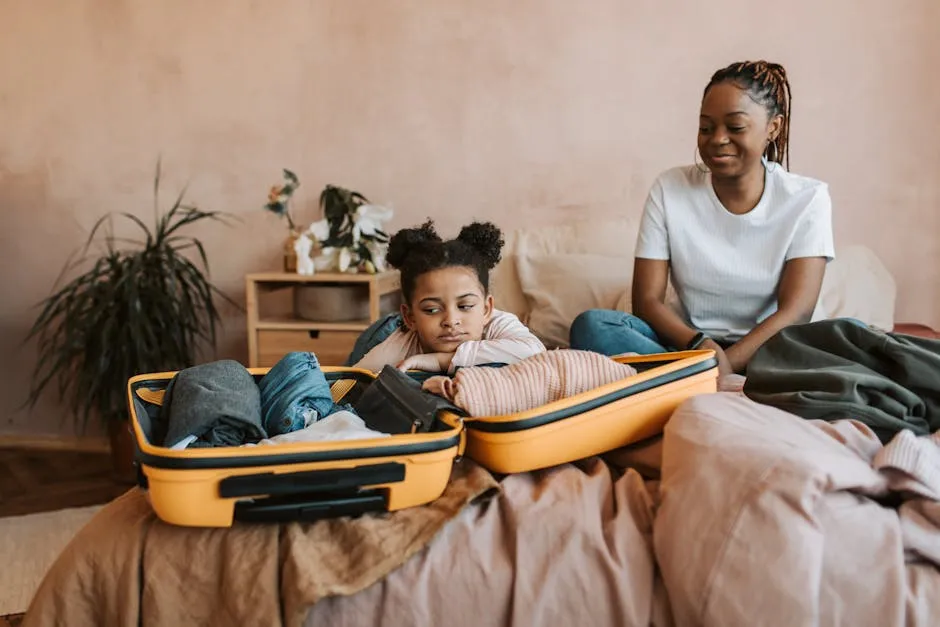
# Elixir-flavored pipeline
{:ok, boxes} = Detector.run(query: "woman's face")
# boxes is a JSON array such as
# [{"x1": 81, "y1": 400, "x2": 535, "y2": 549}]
[{"x1": 697, "y1": 81, "x2": 781, "y2": 180}]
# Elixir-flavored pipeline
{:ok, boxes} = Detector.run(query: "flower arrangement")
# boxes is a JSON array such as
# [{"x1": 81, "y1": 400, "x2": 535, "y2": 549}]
[
  {"x1": 263, "y1": 170, "x2": 393, "y2": 274},
  {"x1": 305, "y1": 185, "x2": 392, "y2": 274}
]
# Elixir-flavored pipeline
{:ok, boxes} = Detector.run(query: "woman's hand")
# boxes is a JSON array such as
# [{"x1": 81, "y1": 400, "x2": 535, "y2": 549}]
[
  {"x1": 422, "y1": 376, "x2": 456, "y2": 400},
  {"x1": 397, "y1": 352, "x2": 455, "y2": 372},
  {"x1": 701, "y1": 339, "x2": 734, "y2": 377}
]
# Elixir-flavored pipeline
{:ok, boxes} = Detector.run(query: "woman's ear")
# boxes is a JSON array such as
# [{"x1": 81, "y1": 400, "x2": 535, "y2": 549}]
[{"x1": 767, "y1": 113, "x2": 783, "y2": 142}]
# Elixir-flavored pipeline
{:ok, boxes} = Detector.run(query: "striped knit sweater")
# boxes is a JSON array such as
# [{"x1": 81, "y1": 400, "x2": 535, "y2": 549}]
[{"x1": 445, "y1": 349, "x2": 638, "y2": 417}]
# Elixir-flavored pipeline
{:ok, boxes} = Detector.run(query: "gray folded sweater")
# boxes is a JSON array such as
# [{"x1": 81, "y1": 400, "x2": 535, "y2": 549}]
[{"x1": 156, "y1": 360, "x2": 266, "y2": 448}]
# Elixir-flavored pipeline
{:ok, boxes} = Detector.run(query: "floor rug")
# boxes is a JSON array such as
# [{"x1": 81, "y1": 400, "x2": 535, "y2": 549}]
[{"x1": 0, "y1": 505, "x2": 101, "y2": 616}]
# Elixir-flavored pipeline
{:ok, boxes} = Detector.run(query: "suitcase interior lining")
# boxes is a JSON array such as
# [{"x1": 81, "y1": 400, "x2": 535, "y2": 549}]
[{"x1": 130, "y1": 371, "x2": 455, "y2": 448}]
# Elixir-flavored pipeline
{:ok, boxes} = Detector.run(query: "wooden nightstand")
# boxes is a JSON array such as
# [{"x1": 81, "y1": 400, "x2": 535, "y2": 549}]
[{"x1": 245, "y1": 271, "x2": 401, "y2": 367}]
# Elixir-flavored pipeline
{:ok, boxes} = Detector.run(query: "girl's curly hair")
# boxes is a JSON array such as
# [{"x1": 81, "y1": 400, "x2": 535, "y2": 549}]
[{"x1": 386, "y1": 219, "x2": 504, "y2": 302}]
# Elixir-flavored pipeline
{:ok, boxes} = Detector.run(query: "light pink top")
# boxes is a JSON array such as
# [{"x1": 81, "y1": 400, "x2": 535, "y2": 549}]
[{"x1": 353, "y1": 309, "x2": 546, "y2": 373}]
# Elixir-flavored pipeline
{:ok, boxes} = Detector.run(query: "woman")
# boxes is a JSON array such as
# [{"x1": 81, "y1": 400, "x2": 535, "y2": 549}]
[{"x1": 569, "y1": 61, "x2": 834, "y2": 376}]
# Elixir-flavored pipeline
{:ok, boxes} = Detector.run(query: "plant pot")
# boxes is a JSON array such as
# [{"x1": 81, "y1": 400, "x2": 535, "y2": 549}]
[
  {"x1": 108, "y1": 419, "x2": 137, "y2": 485},
  {"x1": 294, "y1": 284, "x2": 370, "y2": 322}
]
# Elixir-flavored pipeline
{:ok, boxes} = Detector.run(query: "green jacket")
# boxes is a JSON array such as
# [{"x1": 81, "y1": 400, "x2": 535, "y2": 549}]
[{"x1": 743, "y1": 319, "x2": 940, "y2": 443}]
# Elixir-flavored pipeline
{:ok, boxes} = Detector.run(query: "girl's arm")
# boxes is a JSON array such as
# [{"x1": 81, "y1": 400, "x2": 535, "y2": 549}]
[
  {"x1": 352, "y1": 329, "x2": 420, "y2": 372},
  {"x1": 449, "y1": 312, "x2": 546, "y2": 371}
]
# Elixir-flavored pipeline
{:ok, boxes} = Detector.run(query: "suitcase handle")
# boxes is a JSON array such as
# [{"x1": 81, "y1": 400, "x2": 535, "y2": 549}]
[
  {"x1": 233, "y1": 490, "x2": 388, "y2": 523},
  {"x1": 218, "y1": 462, "x2": 405, "y2": 499}
]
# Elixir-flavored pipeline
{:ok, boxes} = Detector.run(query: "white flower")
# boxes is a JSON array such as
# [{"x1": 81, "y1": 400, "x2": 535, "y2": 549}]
[
  {"x1": 366, "y1": 241, "x2": 388, "y2": 271},
  {"x1": 307, "y1": 219, "x2": 330, "y2": 243},
  {"x1": 338, "y1": 247, "x2": 353, "y2": 272},
  {"x1": 354, "y1": 204, "x2": 393, "y2": 238},
  {"x1": 293, "y1": 234, "x2": 315, "y2": 275}
]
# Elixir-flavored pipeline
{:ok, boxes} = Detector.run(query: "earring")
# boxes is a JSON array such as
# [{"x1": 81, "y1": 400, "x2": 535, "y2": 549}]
[{"x1": 693, "y1": 147, "x2": 709, "y2": 173}]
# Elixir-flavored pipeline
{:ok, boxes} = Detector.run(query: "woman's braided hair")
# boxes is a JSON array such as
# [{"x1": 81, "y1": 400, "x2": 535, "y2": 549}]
[{"x1": 705, "y1": 60, "x2": 792, "y2": 170}]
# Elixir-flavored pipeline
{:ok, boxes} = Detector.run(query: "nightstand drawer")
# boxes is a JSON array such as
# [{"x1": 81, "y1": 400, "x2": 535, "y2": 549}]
[{"x1": 256, "y1": 329, "x2": 360, "y2": 367}]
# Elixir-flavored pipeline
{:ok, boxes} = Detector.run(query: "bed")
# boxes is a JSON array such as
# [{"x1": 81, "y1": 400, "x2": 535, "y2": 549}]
[{"x1": 22, "y1": 389, "x2": 940, "y2": 626}]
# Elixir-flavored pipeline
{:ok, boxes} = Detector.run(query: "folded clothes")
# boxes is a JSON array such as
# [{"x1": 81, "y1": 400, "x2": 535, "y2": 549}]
[
  {"x1": 156, "y1": 360, "x2": 266, "y2": 448},
  {"x1": 425, "y1": 349, "x2": 638, "y2": 416},
  {"x1": 258, "y1": 351, "x2": 349, "y2": 436},
  {"x1": 243, "y1": 411, "x2": 389, "y2": 446}
]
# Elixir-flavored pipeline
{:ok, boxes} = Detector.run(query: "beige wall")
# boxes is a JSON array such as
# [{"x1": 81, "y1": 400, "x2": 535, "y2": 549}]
[{"x1": 2, "y1": 0, "x2": 938, "y2": 437}]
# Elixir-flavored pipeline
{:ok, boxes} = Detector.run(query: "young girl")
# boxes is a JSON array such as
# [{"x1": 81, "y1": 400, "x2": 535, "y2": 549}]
[
  {"x1": 570, "y1": 60, "x2": 834, "y2": 376},
  {"x1": 353, "y1": 220, "x2": 546, "y2": 373}
]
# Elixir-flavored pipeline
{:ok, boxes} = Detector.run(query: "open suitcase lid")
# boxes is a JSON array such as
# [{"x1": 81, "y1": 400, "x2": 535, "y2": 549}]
[{"x1": 458, "y1": 350, "x2": 718, "y2": 432}]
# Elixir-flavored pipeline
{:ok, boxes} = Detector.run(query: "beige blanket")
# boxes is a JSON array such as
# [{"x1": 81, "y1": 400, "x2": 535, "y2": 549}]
[
  {"x1": 305, "y1": 457, "x2": 671, "y2": 627},
  {"x1": 304, "y1": 392, "x2": 940, "y2": 627},
  {"x1": 655, "y1": 392, "x2": 940, "y2": 627},
  {"x1": 22, "y1": 459, "x2": 498, "y2": 627},
  {"x1": 22, "y1": 389, "x2": 940, "y2": 627}
]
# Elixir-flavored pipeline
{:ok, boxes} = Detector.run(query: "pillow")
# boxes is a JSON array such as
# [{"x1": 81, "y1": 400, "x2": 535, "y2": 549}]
[
  {"x1": 515, "y1": 253, "x2": 634, "y2": 348},
  {"x1": 817, "y1": 245, "x2": 896, "y2": 331}
]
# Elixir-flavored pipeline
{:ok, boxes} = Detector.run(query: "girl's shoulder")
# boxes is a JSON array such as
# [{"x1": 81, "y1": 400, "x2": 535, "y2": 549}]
[
  {"x1": 486, "y1": 309, "x2": 523, "y2": 325},
  {"x1": 483, "y1": 309, "x2": 528, "y2": 334}
]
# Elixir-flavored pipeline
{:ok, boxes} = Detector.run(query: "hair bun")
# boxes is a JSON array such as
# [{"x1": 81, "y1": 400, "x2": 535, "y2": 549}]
[
  {"x1": 385, "y1": 219, "x2": 441, "y2": 269},
  {"x1": 456, "y1": 221, "x2": 504, "y2": 269}
]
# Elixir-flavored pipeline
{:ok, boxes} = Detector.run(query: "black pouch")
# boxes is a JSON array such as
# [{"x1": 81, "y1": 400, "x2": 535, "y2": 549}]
[{"x1": 353, "y1": 365, "x2": 466, "y2": 435}]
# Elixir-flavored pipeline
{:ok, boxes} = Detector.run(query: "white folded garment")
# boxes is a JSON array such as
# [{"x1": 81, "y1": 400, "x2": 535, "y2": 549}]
[{"x1": 244, "y1": 410, "x2": 389, "y2": 446}]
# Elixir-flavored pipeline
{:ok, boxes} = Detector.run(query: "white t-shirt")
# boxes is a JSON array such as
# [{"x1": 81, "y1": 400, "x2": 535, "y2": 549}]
[{"x1": 635, "y1": 163, "x2": 834, "y2": 341}]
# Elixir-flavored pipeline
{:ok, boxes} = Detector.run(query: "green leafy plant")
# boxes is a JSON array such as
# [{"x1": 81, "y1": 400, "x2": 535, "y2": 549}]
[
  {"x1": 308, "y1": 184, "x2": 391, "y2": 273},
  {"x1": 25, "y1": 163, "x2": 236, "y2": 433}
]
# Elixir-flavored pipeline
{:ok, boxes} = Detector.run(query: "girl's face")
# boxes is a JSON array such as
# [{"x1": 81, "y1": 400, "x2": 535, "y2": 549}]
[
  {"x1": 401, "y1": 266, "x2": 494, "y2": 354},
  {"x1": 697, "y1": 81, "x2": 781, "y2": 180}
]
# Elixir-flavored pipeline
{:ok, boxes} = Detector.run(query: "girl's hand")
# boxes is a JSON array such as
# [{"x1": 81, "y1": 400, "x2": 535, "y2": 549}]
[
  {"x1": 397, "y1": 352, "x2": 455, "y2": 372},
  {"x1": 422, "y1": 376, "x2": 456, "y2": 400}
]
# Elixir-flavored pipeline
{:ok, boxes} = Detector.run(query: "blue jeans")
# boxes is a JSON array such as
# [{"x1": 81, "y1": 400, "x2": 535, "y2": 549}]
[
  {"x1": 569, "y1": 309, "x2": 672, "y2": 356},
  {"x1": 258, "y1": 352, "x2": 343, "y2": 435},
  {"x1": 569, "y1": 311, "x2": 870, "y2": 358}
]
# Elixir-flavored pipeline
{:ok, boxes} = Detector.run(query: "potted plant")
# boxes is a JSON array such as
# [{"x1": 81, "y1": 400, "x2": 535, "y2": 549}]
[
  {"x1": 262, "y1": 171, "x2": 393, "y2": 275},
  {"x1": 288, "y1": 183, "x2": 395, "y2": 322},
  {"x1": 307, "y1": 185, "x2": 392, "y2": 273},
  {"x1": 24, "y1": 163, "x2": 234, "y2": 481},
  {"x1": 310, "y1": 184, "x2": 392, "y2": 274}
]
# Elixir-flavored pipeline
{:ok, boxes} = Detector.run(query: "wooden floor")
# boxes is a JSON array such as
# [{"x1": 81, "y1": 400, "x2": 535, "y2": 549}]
[{"x1": 0, "y1": 447, "x2": 129, "y2": 518}]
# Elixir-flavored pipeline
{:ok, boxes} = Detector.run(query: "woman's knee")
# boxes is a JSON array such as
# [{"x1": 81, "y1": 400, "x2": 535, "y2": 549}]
[{"x1": 569, "y1": 309, "x2": 633, "y2": 350}]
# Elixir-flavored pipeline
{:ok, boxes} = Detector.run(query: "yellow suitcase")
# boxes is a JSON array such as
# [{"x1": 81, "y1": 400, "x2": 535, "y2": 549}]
[
  {"x1": 127, "y1": 350, "x2": 716, "y2": 528},
  {"x1": 459, "y1": 350, "x2": 718, "y2": 474}
]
